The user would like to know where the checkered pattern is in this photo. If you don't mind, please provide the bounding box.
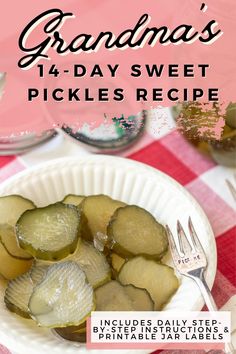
[0,112,235,354]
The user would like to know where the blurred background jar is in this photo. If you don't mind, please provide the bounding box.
[209,103,236,167]
[0,73,56,155]
[61,111,146,154]
[170,0,236,167]
[172,102,236,168]
[0,71,146,155]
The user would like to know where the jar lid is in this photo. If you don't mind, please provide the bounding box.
[61,112,146,153]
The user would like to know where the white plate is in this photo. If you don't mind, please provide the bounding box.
[0,155,217,354]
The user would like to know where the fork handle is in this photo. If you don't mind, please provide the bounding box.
[193,268,218,311]
[190,268,235,354]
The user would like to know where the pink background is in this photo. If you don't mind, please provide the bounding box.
[0,0,235,136]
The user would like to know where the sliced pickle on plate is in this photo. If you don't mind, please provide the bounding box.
[62,194,85,206]
[1,191,183,329]
[28,261,94,328]
[31,241,111,288]
[54,327,87,343]
[0,224,32,260]
[0,241,33,280]
[4,271,33,318]
[16,203,81,261]
[95,280,154,311]
[80,195,126,241]
[95,281,135,311]
[118,256,179,310]
[30,263,48,284]
[93,232,109,253]
[0,195,35,226]
[70,241,111,288]
[107,205,168,259]
[124,284,154,311]
[62,194,92,242]
[110,253,126,274]
[54,323,87,343]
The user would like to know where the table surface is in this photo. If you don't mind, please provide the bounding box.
[0,111,235,354]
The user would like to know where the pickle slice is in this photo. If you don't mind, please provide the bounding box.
[62,194,92,242]
[70,241,111,288]
[28,261,94,328]
[0,224,32,260]
[95,280,154,311]
[118,256,179,310]
[54,327,87,343]
[81,195,126,240]
[107,205,168,259]
[0,195,35,226]
[16,203,81,261]
[111,253,126,274]
[30,241,111,288]
[0,241,33,280]
[93,232,109,252]
[30,263,48,284]
[4,272,33,318]
[124,284,154,311]
[95,281,134,311]
[54,323,87,343]
[62,194,85,206]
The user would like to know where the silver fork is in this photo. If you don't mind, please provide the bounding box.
[166,217,235,354]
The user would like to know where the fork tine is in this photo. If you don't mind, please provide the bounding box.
[177,220,192,256]
[188,217,205,254]
[165,225,181,259]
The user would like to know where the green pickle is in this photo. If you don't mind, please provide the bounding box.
[29,261,95,328]
[62,194,85,206]
[107,205,168,259]
[69,240,111,288]
[16,203,81,261]
[4,271,34,319]
[1,192,183,339]
[0,195,35,226]
[118,256,179,310]
[95,280,154,311]
[0,224,32,260]
[62,194,92,241]
[54,326,87,343]
[80,195,126,241]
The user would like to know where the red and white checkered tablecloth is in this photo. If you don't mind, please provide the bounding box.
[0,112,235,354]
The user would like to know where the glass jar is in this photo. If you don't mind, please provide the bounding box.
[172,102,236,167]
